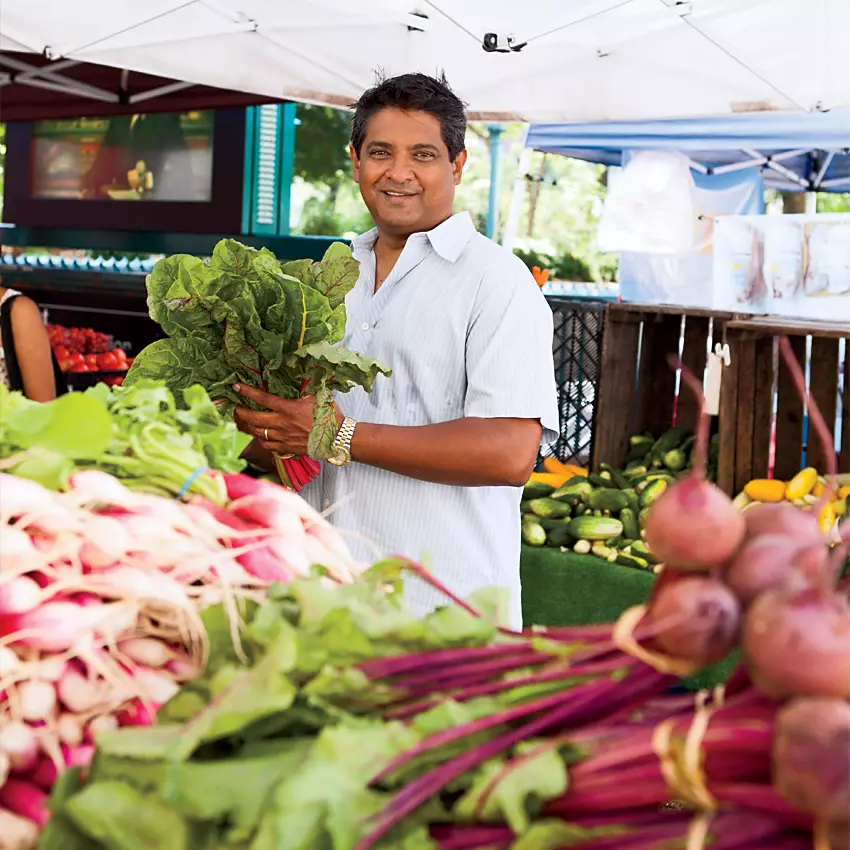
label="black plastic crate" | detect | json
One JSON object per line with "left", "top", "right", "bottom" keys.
{"left": 539, "top": 297, "right": 608, "bottom": 469}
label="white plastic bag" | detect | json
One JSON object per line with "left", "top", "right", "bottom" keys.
{"left": 598, "top": 151, "right": 696, "bottom": 254}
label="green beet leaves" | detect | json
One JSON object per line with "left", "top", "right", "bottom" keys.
{"left": 126, "top": 239, "right": 391, "bottom": 460}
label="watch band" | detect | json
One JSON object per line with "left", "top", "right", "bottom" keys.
{"left": 332, "top": 417, "right": 357, "bottom": 463}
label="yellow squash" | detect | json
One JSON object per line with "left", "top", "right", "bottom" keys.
{"left": 785, "top": 467, "right": 818, "bottom": 501}
{"left": 743, "top": 479, "right": 786, "bottom": 503}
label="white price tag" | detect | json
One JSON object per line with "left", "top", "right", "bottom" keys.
{"left": 704, "top": 343, "right": 730, "bottom": 416}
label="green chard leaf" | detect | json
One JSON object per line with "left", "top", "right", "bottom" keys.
{"left": 126, "top": 239, "right": 390, "bottom": 444}
{"left": 289, "top": 340, "right": 393, "bottom": 395}
{"left": 61, "top": 780, "right": 199, "bottom": 850}
{"left": 307, "top": 385, "right": 339, "bottom": 460}
{"left": 303, "top": 241, "right": 361, "bottom": 309}
{"left": 454, "top": 741, "right": 569, "bottom": 833}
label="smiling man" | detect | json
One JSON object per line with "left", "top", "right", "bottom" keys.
{"left": 234, "top": 73, "right": 558, "bottom": 628}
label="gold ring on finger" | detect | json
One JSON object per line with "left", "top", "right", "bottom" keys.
{"left": 264, "top": 427, "right": 269, "bottom": 441}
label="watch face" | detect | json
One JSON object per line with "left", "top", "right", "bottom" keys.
{"left": 327, "top": 445, "right": 351, "bottom": 467}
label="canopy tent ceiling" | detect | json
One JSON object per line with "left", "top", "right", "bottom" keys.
{"left": 0, "top": 50, "right": 276, "bottom": 121}
{"left": 527, "top": 109, "right": 850, "bottom": 192}
{"left": 1, "top": 0, "right": 848, "bottom": 123}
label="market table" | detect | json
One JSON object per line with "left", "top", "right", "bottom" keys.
{"left": 520, "top": 544, "right": 739, "bottom": 691}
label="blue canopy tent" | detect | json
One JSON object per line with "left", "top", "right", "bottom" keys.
{"left": 524, "top": 109, "right": 850, "bottom": 193}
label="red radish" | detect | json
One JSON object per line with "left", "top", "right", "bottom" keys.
{"left": 648, "top": 574, "right": 741, "bottom": 665}
{"left": 0, "top": 778, "right": 50, "bottom": 827}
{"left": 165, "top": 652, "right": 201, "bottom": 682}
{"left": 57, "top": 668, "right": 108, "bottom": 713}
{"left": 133, "top": 666, "right": 180, "bottom": 705}
{"left": 724, "top": 535, "right": 828, "bottom": 604}
{"left": 29, "top": 755, "right": 59, "bottom": 791}
{"left": 0, "top": 722, "right": 38, "bottom": 772}
{"left": 0, "top": 474, "right": 54, "bottom": 519}
{"left": 65, "top": 743, "right": 95, "bottom": 768}
{"left": 743, "top": 585, "right": 850, "bottom": 699}
{"left": 118, "top": 637, "right": 174, "bottom": 668}
{"left": 0, "top": 807, "right": 40, "bottom": 848}
{"left": 34, "top": 655, "right": 66, "bottom": 683}
{"left": 78, "top": 514, "right": 130, "bottom": 568}
{"left": 18, "top": 680, "right": 57, "bottom": 723}
{"left": 86, "top": 565, "right": 192, "bottom": 609}
{"left": 86, "top": 714, "right": 119, "bottom": 738}
{"left": 66, "top": 469, "right": 138, "bottom": 505}
{"left": 773, "top": 697, "right": 850, "bottom": 822}
{"left": 0, "top": 576, "right": 42, "bottom": 616}
{"left": 229, "top": 496, "right": 306, "bottom": 541}
{"left": 0, "top": 646, "right": 22, "bottom": 677}
{"left": 57, "top": 713, "right": 84, "bottom": 747}
{"left": 190, "top": 499, "right": 307, "bottom": 582}
{"left": 116, "top": 698, "right": 155, "bottom": 727}
{"left": 744, "top": 502, "right": 823, "bottom": 543}
{"left": 0, "top": 526, "right": 38, "bottom": 560}
{"left": 0, "top": 600, "right": 137, "bottom": 653}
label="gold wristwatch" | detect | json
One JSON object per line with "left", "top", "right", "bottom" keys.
{"left": 328, "top": 417, "right": 357, "bottom": 467}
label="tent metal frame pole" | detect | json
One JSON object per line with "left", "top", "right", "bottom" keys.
{"left": 501, "top": 137, "right": 534, "bottom": 250}
{"left": 486, "top": 125, "right": 504, "bottom": 240}
{"left": 6, "top": 75, "right": 120, "bottom": 103}
{"left": 129, "top": 80, "right": 195, "bottom": 104}
{"left": 712, "top": 157, "right": 767, "bottom": 175}
{"left": 812, "top": 151, "right": 836, "bottom": 189}
{"left": 819, "top": 176, "right": 850, "bottom": 189}
{"left": 743, "top": 149, "right": 810, "bottom": 189}
{"left": 0, "top": 53, "right": 118, "bottom": 100}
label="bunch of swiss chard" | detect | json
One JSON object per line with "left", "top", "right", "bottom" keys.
{"left": 125, "top": 239, "right": 391, "bottom": 489}
{"left": 0, "top": 381, "right": 249, "bottom": 505}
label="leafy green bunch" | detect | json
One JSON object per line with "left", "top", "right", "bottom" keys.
{"left": 0, "top": 380, "right": 249, "bottom": 503}
{"left": 125, "top": 239, "right": 391, "bottom": 459}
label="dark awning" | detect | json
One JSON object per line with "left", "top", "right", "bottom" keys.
{"left": 0, "top": 50, "right": 278, "bottom": 121}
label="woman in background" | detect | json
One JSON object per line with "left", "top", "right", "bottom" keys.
{"left": 0, "top": 285, "right": 59, "bottom": 401}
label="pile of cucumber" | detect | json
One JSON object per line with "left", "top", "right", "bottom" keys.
{"left": 521, "top": 426, "right": 718, "bottom": 571}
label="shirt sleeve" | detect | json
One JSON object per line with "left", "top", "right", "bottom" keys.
{"left": 464, "top": 254, "right": 559, "bottom": 444}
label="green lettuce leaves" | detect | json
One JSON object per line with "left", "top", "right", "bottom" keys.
{"left": 126, "top": 239, "right": 391, "bottom": 460}
{"left": 0, "top": 380, "right": 250, "bottom": 503}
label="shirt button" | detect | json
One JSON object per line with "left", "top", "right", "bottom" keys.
{"left": 360, "top": 322, "right": 370, "bottom": 331}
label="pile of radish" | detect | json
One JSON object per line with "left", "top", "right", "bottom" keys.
{"left": 0, "top": 467, "right": 361, "bottom": 844}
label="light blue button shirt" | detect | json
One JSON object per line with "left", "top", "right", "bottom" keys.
{"left": 301, "top": 213, "right": 558, "bottom": 628}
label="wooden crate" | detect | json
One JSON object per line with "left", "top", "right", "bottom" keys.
{"left": 720, "top": 317, "right": 850, "bottom": 495}
{"left": 592, "top": 303, "right": 736, "bottom": 477}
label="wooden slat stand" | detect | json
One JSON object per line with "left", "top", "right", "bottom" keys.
{"left": 719, "top": 318, "right": 850, "bottom": 495}
{"left": 593, "top": 303, "right": 734, "bottom": 475}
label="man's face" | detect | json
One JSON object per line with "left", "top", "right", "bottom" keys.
{"left": 350, "top": 107, "right": 467, "bottom": 238}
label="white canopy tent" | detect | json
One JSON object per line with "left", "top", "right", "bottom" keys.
{"left": 1, "top": 0, "right": 848, "bottom": 123}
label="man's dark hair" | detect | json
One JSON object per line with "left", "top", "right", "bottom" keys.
{"left": 350, "top": 72, "right": 467, "bottom": 161}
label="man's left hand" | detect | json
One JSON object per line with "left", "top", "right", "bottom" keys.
{"left": 232, "top": 383, "right": 342, "bottom": 457}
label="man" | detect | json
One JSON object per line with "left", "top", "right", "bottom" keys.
{"left": 234, "top": 73, "right": 558, "bottom": 628}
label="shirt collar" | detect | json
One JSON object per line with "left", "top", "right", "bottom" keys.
{"left": 351, "top": 212, "right": 475, "bottom": 264}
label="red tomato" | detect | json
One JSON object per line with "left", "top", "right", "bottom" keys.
{"left": 112, "top": 347, "right": 128, "bottom": 362}
{"left": 54, "top": 345, "right": 69, "bottom": 361}
{"left": 86, "top": 354, "right": 98, "bottom": 370}
{"left": 67, "top": 352, "right": 85, "bottom": 368}
{"left": 59, "top": 359, "right": 73, "bottom": 373}
{"left": 98, "top": 352, "right": 120, "bottom": 371}
{"left": 69, "top": 362, "right": 89, "bottom": 373}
